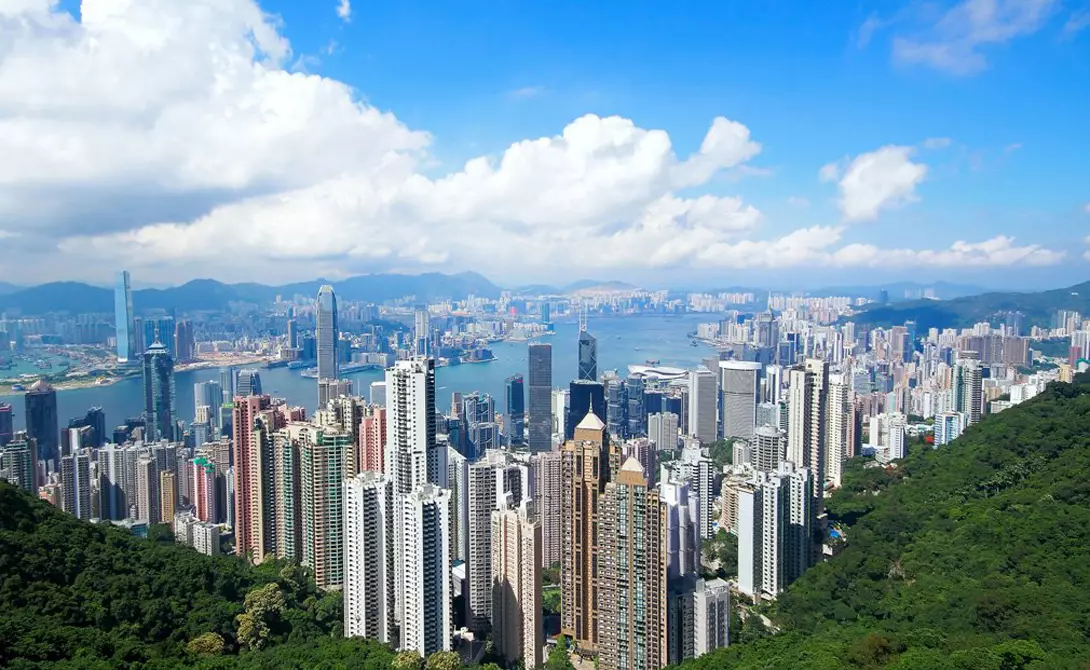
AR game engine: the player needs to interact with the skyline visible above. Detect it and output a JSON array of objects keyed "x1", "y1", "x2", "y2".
[{"x1": 0, "y1": 0, "x2": 1087, "y2": 288}]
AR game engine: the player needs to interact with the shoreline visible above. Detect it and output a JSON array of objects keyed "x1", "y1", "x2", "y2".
[{"x1": 3, "y1": 356, "x2": 276, "y2": 395}]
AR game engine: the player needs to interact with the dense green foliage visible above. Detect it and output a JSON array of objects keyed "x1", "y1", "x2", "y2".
[
  {"x1": 849, "y1": 280, "x2": 1090, "y2": 330},
  {"x1": 678, "y1": 375, "x2": 1090, "y2": 669},
  {"x1": 0, "y1": 482, "x2": 344, "y2": 668}
]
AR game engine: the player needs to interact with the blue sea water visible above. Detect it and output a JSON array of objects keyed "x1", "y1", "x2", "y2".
[{"x1": 1, "y1": 313, "x2": 716, "y2": 433}]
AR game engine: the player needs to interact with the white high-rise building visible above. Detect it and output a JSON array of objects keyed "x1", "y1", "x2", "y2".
[
  {"x1": 737, "y1": 462, "x2": 812, "y2": 600},
  {"x1": 648, "y1": 411, "x2": 680, "y2": 451},
  {"x1": 401, "y1": 484, "x2": 452, "y2": 657},
  {"x1": 491, "y1": 501, "x2": 543, "y2": 670},
  {"x1": 825, "y1": 373, "x2": 852, "y2": 488},
  {"x1": 787, "y1": 358, "x2": 828, "y2": 508},
  {"x1": 934, "y1": 411, "x2": 963, "y2": 447},
  {"x1": 687, "y1": 368, "x2": 718, "y2": 444},
  {"x1": 344, "y1": 472, "x2": 395, "y2": 645},
  {"x1": 60, "y1": 451, "x2": 92, "y2": 520},
  {"x1": 752, "y1": 425, "x2": 784, "y2": 472},
  {"x1": 954, "y1": 353, "x2": 983, "y2": 426},
  {"x1": 531, "y1": 450, "x2": 562, "y2": 568},
  {"x1": 385, "y1": 357, "x2": 441, "y2": 493},
  {"x1": 692, "y1": 578, "x2": 731, "y2": 657},
  {"x1": 719, "y1": 361, "x2": 761, "y2": 441}
]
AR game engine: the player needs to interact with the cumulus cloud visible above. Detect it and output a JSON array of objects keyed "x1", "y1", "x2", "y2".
[
  {"x1": 0, "y1": 0, "x2": 1068, "y2": 283},
  {"x1": 892, "y1": 0, "x2": 1057, "y2": 75},
  {"x1": 336, "y1": 0, "x2": 351, "y2": 22},
  {"x1": 825, "y1": 146, "x2": 928, "y2": 223}
]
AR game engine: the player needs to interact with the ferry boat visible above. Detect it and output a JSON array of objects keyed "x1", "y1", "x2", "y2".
[{"x1": 10, "y1": 383, "x2": 24, "y2": 392}]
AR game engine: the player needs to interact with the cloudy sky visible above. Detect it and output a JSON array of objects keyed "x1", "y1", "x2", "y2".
[{"x1": 0, "y1": 0, "x2": 1087, "y2": 289}]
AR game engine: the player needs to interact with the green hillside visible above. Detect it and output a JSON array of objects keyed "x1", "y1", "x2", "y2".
[
  {"x1": 679, "y1": 374, "x2": 1090, "y2": 669},
  {"x1": 849, "y1": 280, "x2": 1090, "y2": 330}
]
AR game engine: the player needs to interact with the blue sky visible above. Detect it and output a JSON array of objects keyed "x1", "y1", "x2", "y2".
[{"x1": 3, "y1": 0, "x2": 1089, "y2": 289}]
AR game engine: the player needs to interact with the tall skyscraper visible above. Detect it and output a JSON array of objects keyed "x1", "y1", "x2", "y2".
[
  {"x1": 160, "y1": 471, "x2": 177, "y2": 526},
  {"x1": 135, "y1": 455, "x2": 160, "y2": 523},
  {"x1": 194, "y1": 381, "x2": 224, "y2": 435},
  {"x1": 67, "y1": 407, "x2": 106, "y2": 450},
  {"x1": 752, "y1": 425, "x2": 784, "y2": 472},
  {"x1": 532, "y1": 450, "x2": 562, "y2": 568},
  {"x1": 578, "y1": 328, "x2": 598, "y2": 382},
  {"x1": 300, "y1": 425, "x2": 349, "y2": 589},
  {"x1": 0, "y1": 435, "x2": 38, "y2": 492},
  {"x1": 719, "y1": 361, "x2": 761, "y2": 441},
  {"x1": 114, "y1": 270, "x2": 135, "y2": 363},
  {"x1": 385, "y1": 357, "x2": 441, "y2": 493},
  {"x1": 360, "y1": 407, "x2": 386, "y2": 473},
  {"x1": 597, "y1": 458, "x2": 668, "y2": 670},
  {"x1": 401, "y1": 483, "x2": 452, "y2": 657},
  {"x1": 737, "y1": 462, "x2": 812, "y2": 600},
  {"x1": 315, "y1": 285, "x2": 340, "y2": 396},
  {"x1": 173, "y1": 319, "x2": 195, "y2": 363},
  {"x1": 24, "y1": 380, "x2": 59, "y2": 467},
  {"x1": 505, "y1": 374, "x2": 525, "y2": 446},
  {"x1": 566, "y1": 380, "x2": 605, "y2": 441},
  {"x1": 233, "y1": 395, "x2": 275, "y2": 561},
  {"x1": 60, "y1": 451, "x2": 92, "y2": 519},
  {"x1": 687, "y1": 368, "x2": 717, "y2": 445},
  {"x1": 786, "y1": 358, "x2": 828, "y2": 507},
  {"x1": 527, "y1": 343, "x2": 553, "y2": 452},
  {"x1": 492, "y1": 501, "x2": 543, "y2": 670},
  {"x1": 237, "y1": 369, "x2": 263, "y2": 397},
  {"x1": 825, "y1": 373, "x2": 852, "y2": 488},
  {"x1": 0, "y1": 402, "x2": 14, "y2": 447},
  {"x1": 142, "y1": 339, "x2": 175, "y2": 442},
  {"x1": 561, "y1": 410, "x2": 612, "y2": 653},
  {"x1": 648, "y1": 412, "x2": 679, "y2": 451},
  {"x1": 344, "y1": 471, "x2": 396, "y2": 644},
  {"x1": 954, "y1": 352, "x2": 983, "y2": 426},
  {"x1": 414, "y1": 309, "x2": 430, "y2": 356}
]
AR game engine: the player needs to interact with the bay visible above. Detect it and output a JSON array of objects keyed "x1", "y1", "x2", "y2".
[{"x1": 1, "y1": 313, "x2": 716, "y2": 432}]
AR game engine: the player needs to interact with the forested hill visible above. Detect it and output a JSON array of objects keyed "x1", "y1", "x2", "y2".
[{"x1": 680, "y1": 374, "x2": 1090, "y2": 670}]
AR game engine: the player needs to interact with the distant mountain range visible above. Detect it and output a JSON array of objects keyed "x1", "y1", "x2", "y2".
[
  {"x1": 0, "y1": 272, "x2": 502, "y2": 314},
  {"x1": 809, "y1": 281, "x2": 988, "y2": 302},
  {"x1": 0, "y1": 281, "x2": 22, "y2": 296},
  {"x1": 851, "y1": 280, "x2": 1090, "y2": 330}
]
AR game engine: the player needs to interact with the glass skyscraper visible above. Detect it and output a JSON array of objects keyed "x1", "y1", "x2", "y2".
[
  {"x1": 114, "y1": 270, "x2": 134, "y2": 363},
  {"x1": 505, "y1": 374, "x2": 525, "y2": 446},
  {"x1": 142, "y1": 340, "x2": 175, "y2": 442},
  {"x1": 578, "y1": 329, "x2": 597, "y2": 381},
  {"x1": 315, "y1": 285, "x2": 339, "y2": 387},
  {"x1": 24, "y1": 380, "x2": 58, "y2": 467},
  {"x1": 526, "y1": 343, "x2": 552, "y2": 452}
]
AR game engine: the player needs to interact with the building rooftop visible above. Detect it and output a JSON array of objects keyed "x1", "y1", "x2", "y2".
[{"x1": 575, "y1": 410, "x2": 605, "y2": 432}]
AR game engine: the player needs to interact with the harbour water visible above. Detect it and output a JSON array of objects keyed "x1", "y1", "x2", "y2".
[{"x1": 1, "y1": 313, "x2": 716, "y2": 433}]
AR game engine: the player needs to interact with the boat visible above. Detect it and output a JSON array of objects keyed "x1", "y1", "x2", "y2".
[
  {"x1": 10, "y1": 384, "x2": 24, "y2": 391},
  {"x1": 644, "y1": 359, "x2": 661, "y2": 366}
]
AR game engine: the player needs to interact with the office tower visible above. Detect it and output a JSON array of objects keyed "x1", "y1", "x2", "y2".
[
  {"x1": 173, "y1": 320, "x2": 195, "y2": 362},
  {"x1": 160, "y1": 471, "x2": 176, "y2": 525},
  {"x1": 318, "y1": 378, "x2": 353, "y2": 408},
  {"x1": 385, "y1": 357, "x2": 441, "y2": 492},
  {"x1": 755, "y1": 310, "x2": 777, "y2": 349},
  {"x1": 460, "y1": 392, "x2": 497, "y2": 460},
  {"x1": 142, "y1": 339, "x2": 175, "y2": 442},
  {"x1": 527, "y1": 343, "x2": 553, "y2": 452},
  {"x1": 552, "y1": 389, "x2": 570, "y2": 438},
  {"x1": 401, "y1": 484, "x2": 452, "y2": 657},
  {"x1": 286, "y1": 318, "x2": 299, "y2": 349},
  {"x1": 300, "y1": 425, "x2": 349, "y2": 589},
  {"x1": 114, "y1": 270, "x2": 135, "y2": 363},
  {"x1": 370, "y1": 381, "x2": 387, "y2": 407},
  {"x1": 194, "y1": 381, "x2": 224, "y2": 428},
  {"x1": 237, "y1": 369, "x2": 263, "y2": 397},
  {"x1": 0, "y1": 436, "x2": 37, "y2": 492},
  {"x1": 605, "y1": 377, "x2": 628, "y2": 439},
  {"x1": 934, "y1": 411, "x2": 964, "y2": 447},
  {"x1": 687, "y1": 368, "x2": 717, "y2": 444},
  {"x1": 219, "y1": 367, "x2": 236, "y2": 403},
  {"x1": 764, "y1": 364, "x2": 784, "y2": 404},
  {"x1": 344, "y1": 471, "x2": 396, "y2": 644},
  {"x1": 625, "y1": 375, "x2": 646, "y2": 438},
  {"x1": 737, "y1": 462, "x2": 812, "y2": 600},
  {"x1": 566, "y1": 380, "x2": 605, "y2": 441},
  {"x1": 0, "y1": 402, "x2": 12, "y2": 446},
  {"x1": 719, "y1": 361, "x2": 761, "y2": 441},
  {"x1": 597, "y1": 458, "x2": 668, "y2": 670},
  {"x1": 786, "y1": 358, "x2": 828, "y2": 508},
  {"x1": 825, "y1": 373, "x2": 852, "y2": 488},
  {"x1": 954, "y1": 352, "x2": 983, "y2": 426},
  {"x1": 505, "y1": 374, "x2": 525, "y2": 446},
  {"x1": 561, "y1": 410, "x2": 611, "y2": 653},
  {"x1": 135, "y1": 455, "x2": 160, "y2": 523},
  {"x1": 414, "y1": 309, "x2": 430, "y2": 356},
  {"x1": 532, "y1": 450, "x2": 562, "y2": 568},
  {"x1": 661, "y1": 480, "x2": 700, "y2": 580},
  {"x1": 752, "y1": 425, "x2": 784, "y2": 472},
  {"x1": 648, "y1": 412, "x2": 680, "y2": 451},
  {"x1": 316, "y1": 284, "x2": 339, "y2": 384},
  {"x1": 492, "y1": 502, "x2": 543, "y2": 670},
  {"x1": 360, "y1": 407, "x2": 386, "y2": 473},
  {"x1": 60, "y1": 451, "x2": 92, "y2": 519},
  {"x1": 67, "y1": 407, "x2": 106, "y2": 449},
  {"x1": 24, "y1": 380, "x2": 59, "y2": 467},
  {"x1": 578, "y1": 327, "x2": 598, "y2": 381}
]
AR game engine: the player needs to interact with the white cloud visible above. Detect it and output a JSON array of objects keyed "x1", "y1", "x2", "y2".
[
  {"x1": 922, "y1": 137, "x2": 953, "y2": 149},
  {"x1": 336, "y1": 0, "x2": 351, "y2": 22},
  {"x1": 510, "y1": 85, "x2": 546, "y2": 100},
  {"x1": 787, "y1": 196, "x2": 811, "y2": 208},
  {"x1": 819, "y1": 162, "x2": 842, "y2": 183},
  {"x1": 828, "y1": 146, "x2": 928, "y2": 222},
  {"x1": 893, "y1": 0, "x2": 1057, "y2": 75},
  {"x1": 1062, "y1": 10, "x2": 1090, "y2": 39},
  {"x1": 0, "y1": 0, "x2": 1067, "y2": 284}
]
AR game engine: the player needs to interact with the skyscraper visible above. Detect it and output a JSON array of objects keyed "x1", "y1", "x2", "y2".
[
  {"x1": 954, "y1": 352, "x2": 983, "y2": 426},
  {"x1": 173, "y1": 319, "x2": 195, "y2": 363},
  {"x1": 825, "y1": 373, "x2": 852, "y2": 488},
  {"x1": 752, "y1": 425, "x2": 784, "y2": 472},
  {"x1": 527, "y1": 343, "x2": 553, "y2": 452},
  {"x1": 719, "y1": 361, "x2": 761, "y2": 441},
  {"x1": 344, "y1": 471, "x2": 396, "y2": 644},
  {"x1": 60, "y1": 451, "x2": 93, "y2": 519},
  {"x1": 934, "y1": 411, "x2": 964, "y2": 447},
  {"x1": 648, "y1": 412, "x2": 679, "y2": 451},
  {"x1": 300, "y1": 425, "x2": 349, "y2": 589},
  {"x1": 566, "y1": 380, "x2": 605, "y2": 441},
  {"x1": 360, "y1": 406, "x2": 386, "y2": 473},
  {"x1": 597, "y1": 458, "x2": 668, "y2": 670},
  {"x1": 561, "y1": 410, "x2": 612, "y2": 653},
  {"x1": 786, "y1": 358, "x2": 827, "y2": 507},
  {"x1": 0, "y1": 435, "x2": 37, "y2": 492},
  {"x1": 315, "y1": 285, "x2": 340, "y2": 398},
  {"x1": 0, "y1": 402, "x2": 14, "y2": 447},
  {"x1": 67, "y1": 407, "x2": 106, "y2": 449},
  {"x1": 24, "y1": 380, "x2": 59, "y2": 467},
  {"x1": 135, "y1": 455, "x2": 160, "y2": 523},
  {"x1": 142, "y1": 339, "x2": 175, "y2": 442},
  {"x1": 687, "y1": 368, "x2": 717, "y2": 444},
  {"x1": 505, "y1": 374, "x2": 525, "y2": 446},
  {"x1": 114, "y1": 270, "x2": 135, "y2": 363},
  {"x1": 737, "y1": 462, "x2": 812, "y2": 600},
  {"x1": 401, "y1": 483, "x2": 452, "y2": 657},
  {"x1": 578, "y1": 328, "x2": 598, "y2": 381},
  {"x1": 237, "y1": 369, "x2": 263, "y2": 397},
  {"x1": 160, "y1": 471, "x2": 177, "y2": 526},
  {"x1": 532, "y1": 450, "x2": 562, "y2": 568},
  {"x1": 492, "y1": 501, "x2": 543, "y2": 670},
  {"x1": 385, "y1": 357, "x2": 441, "y2": 493},
  {"x1": 233, "y1": 395, "x2": 275, "y2": 561}
]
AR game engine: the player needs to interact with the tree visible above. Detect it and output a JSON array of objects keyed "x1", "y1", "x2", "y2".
[
  {"x1": 235, "y1": 612, "x2": 269, "y2": 651},
  {"x1": 425, "y1": 650, "x2": 463, "y2": 670},
  {"x1": 545, "y1": 636, "x2": 575, "y2": 670},
  {"x1": 393, "y1": 650, "x2": 425, "y2": 670},
  {"x1": 185, "y1": 632, "x2": 225, "y2": 657}
]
